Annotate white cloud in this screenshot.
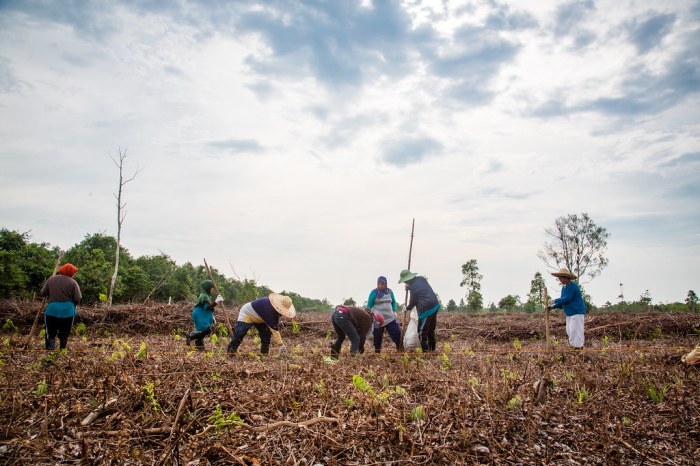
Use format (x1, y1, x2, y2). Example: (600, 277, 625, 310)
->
(0, 1, 698, 307)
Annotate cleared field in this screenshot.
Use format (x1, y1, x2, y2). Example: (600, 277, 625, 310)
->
(0, 303, 698, 465)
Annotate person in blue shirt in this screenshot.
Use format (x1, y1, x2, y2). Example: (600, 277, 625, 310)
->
(368, 276, 402, 353)
(548, 268, 586, 348)
(187, 280, 223, 350)
(399, 269, 440, 352)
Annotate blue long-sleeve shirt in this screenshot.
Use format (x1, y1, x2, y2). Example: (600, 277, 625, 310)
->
(552, 281, 586, 316)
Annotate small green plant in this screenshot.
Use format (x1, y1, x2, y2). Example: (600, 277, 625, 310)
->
(74, 322, 87, 337)
(343, 398, 355, 406)
(410, 405, 425, 422)
(2, 319, 17, 333)
(512, 338, 522, 350)
(650, 327, 663, 340)
(41, 349, 65, 367)
(142, 382, 161, 412)
(109, 339, 131, 361)
(621, 416, 633, 426)
(315, 378, 326, 395)
(468, 376, 480, 387)
(500, 369, 518, 382)
(292, 320, 300, 334)
(39, 329, 45, 338)
(601, 335, 610, 346)
(99, 293, 108, 303)
(210, 333, 219, 345)
(352, 374, 375, 397)
(441, 353, 452, 371)
(135, 342, 147, 359)
(208, 404, 245, 431)
(394, 385, 407, 396)
(216, 323, 228, 337)
(442, 342, 452, 353)
(506, 395, 522, 409)
(564, 370, 574, 382)
(35, 379, 48, 396)
(380, 374, 390, 388)
(576, 385, 590, 404)
(647, 382, 669, 403)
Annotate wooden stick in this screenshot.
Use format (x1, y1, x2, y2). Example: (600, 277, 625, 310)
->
(401, 219, 415, 336)
(203, 258, 233, 335)
(544, 286, 551, 347)
(24, 252, 63, 348)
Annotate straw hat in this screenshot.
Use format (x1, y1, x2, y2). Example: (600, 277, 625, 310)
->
(398, 269, 418, 284)
(269, 293, 296, 318)
(551, 268, 577, 280)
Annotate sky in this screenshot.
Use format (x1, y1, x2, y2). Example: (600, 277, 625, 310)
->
(0, 0, 698, 308)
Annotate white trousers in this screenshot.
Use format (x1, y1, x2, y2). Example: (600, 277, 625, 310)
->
(565, 314, 585, 348)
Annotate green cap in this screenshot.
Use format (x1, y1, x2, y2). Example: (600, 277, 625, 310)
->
(398, 269, 417, 284)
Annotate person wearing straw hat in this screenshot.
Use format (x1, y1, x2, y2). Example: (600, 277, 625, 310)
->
(368, 276, 402, 353)
(40, 263, 82, 351)
(398, 269, 440, 353)
(187, 280, 223, 350)
(227, 293, 296, 355)
(547, 268, 586, 348)
(330, 305, 374, 359)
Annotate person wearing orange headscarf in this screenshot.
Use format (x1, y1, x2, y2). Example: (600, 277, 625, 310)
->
(40, 263, 82, 350)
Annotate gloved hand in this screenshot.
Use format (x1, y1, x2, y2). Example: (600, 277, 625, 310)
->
(215, 294, 224, 304)
(548, 299, 556, 307)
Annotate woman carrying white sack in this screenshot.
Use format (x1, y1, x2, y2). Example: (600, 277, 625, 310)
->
(547, 268, 586, 348)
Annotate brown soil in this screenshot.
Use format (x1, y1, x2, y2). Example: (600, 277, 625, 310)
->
(0, 301, 698, 465)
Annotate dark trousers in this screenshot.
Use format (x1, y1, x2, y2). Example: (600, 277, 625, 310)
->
(189, 327, 212, 350)
(227, 321, 272, 354)
(419, 311, 438, 352)
(373, 319, 402, 350)
(44, 314, 74, 350)
(331, 310, 364, 357)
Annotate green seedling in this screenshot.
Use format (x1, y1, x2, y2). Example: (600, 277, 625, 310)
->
(343, 398, 355, 406)
(410, 405, 425, 422)
(292, 320, 300, 334)
(143, 382, 161, 412)
(576, 385, 590, 404)
(2, 319, 17, 333)
(469, 376, 480, 387)
(506, 395, 522, 409)
(647, 382, 669, 404)
(512, 338, 522, 350)
(216, 323, 228, 337)
(441, 353, 452, 371)
(74, 322, 87, 337)
(352, 375, 375, 397)
(35, 379, 48, 397)
(210, 333, 219, 345)
(621, 416, 633, 426)
(208, 404, 244, 431)
(135, 342, 147, 359)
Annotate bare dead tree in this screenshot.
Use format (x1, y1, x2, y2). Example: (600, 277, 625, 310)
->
(108, 149, 141, 307)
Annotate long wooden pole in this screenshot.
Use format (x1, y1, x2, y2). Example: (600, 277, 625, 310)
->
(401, 219, 415, 337)
(24, 251, 63, 348)
(544, 285, 551, 347)
(203, 258, 233, 335)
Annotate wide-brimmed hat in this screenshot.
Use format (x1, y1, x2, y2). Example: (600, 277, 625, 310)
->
(269, 293, 296, 318)
(398, 269, 418, 284)
(551, 268, 577, 280)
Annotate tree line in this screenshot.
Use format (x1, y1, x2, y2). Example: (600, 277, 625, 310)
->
(0, 228, 332, 311)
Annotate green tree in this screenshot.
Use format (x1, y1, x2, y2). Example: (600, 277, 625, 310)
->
(498, 295, 519, 311)
(446, 299, 457, 312)
(0, 229, 57, 298)
(524, 272, 547, 313)
(686, 290, 698, 313)
(460, 259, 483, 312)
(537, 213, 610, 284)
(343, 297, 356, 306)
(63, 233, 134, 304)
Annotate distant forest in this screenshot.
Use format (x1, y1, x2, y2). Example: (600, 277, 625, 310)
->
(0, 228, 333, 310)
